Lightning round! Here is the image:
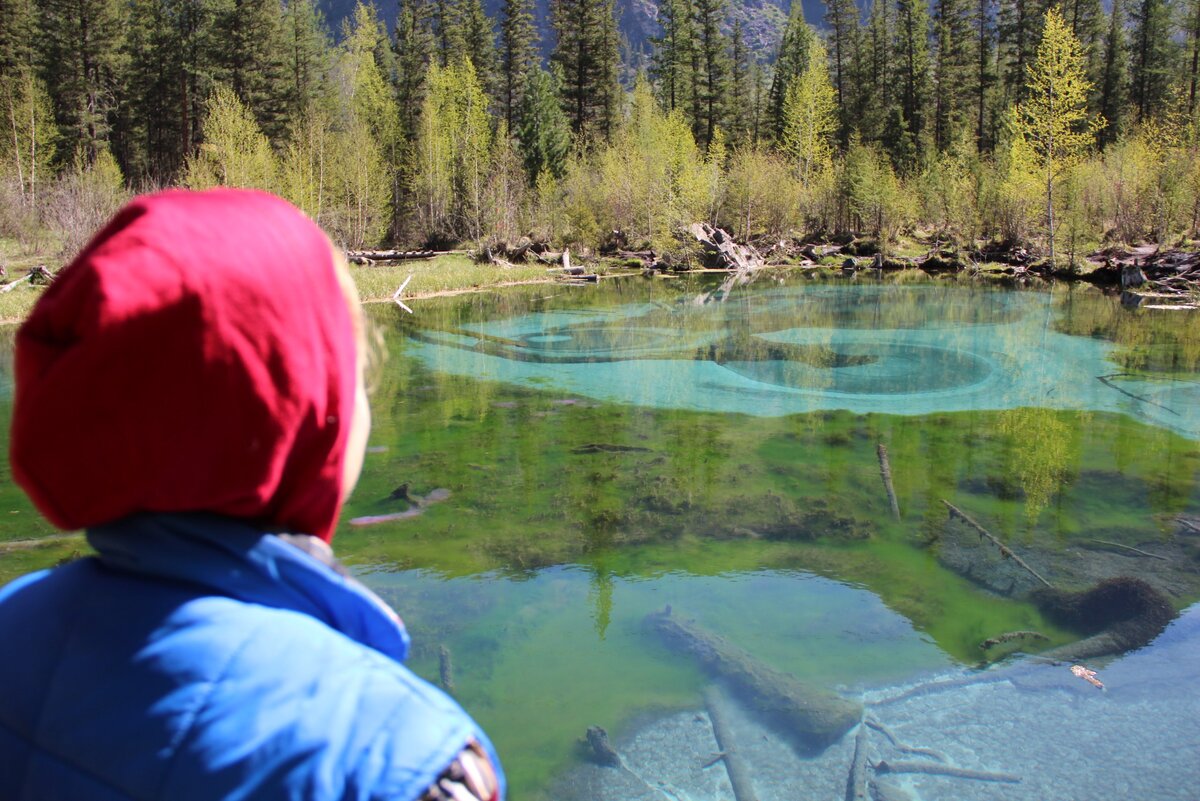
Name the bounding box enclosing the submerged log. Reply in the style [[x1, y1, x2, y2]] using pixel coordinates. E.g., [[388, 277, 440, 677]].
[[876, 444, 901, 521], [439, 645, 455, 694], [645, 607, 862, 752], [875, 760, 1020, 784], [1031, 577, 1174, 663], [846, 722, 871, 801], [941, 500, 1054, 589], [703, 684, 760, 801], [584, 725, 620, 767]]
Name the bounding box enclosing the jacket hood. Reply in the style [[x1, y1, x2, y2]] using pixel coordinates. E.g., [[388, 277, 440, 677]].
[[10, 189, 357, 541]]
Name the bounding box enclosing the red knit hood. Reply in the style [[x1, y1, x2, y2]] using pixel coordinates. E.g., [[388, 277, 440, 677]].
[[10, 189, 358, 542]]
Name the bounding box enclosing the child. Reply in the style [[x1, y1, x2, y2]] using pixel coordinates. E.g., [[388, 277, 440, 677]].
[[0, 189, 501, 801]]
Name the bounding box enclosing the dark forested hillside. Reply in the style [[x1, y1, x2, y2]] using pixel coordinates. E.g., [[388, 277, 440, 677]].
[[320, 0, 792, 60]]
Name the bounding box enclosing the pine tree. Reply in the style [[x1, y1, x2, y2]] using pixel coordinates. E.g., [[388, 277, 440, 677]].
[[996, 0, 1047, 108], [1130, 0, 1176, 121], [932, 0, 973, 151], [728, 20, 751, 145], [859, 0, 894, 143], [551, 0, 620, 138], [518, 65, 571, 179], [824, 0, 860, 142], [649, 0, 695, 116], [37, 0, 126, 162], [210, 0, 289, 139], [0, 0, 36, 77], [692, 0, 729, 150], [458, 0, 498, 103], [281, 0, 331, 123], [499, 0, 538, 132], [1188, 0, 1200, 116], [1011, 7, 1098, 265], [1097, 0, 1128, 144], [972, 0, 997, 151], [394, 0, 435, 141], [430, 0, 462, 66], [766, 1, 813, 141], [894, 0, 932, 156]]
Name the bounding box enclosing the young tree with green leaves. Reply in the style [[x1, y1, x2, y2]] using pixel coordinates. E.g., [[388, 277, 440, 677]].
[[0, 68, 57, 204], [780, 37, 836, 186], [1011, 7, 1099, 265], [184, 83, 278, 191], [766, 2, 813, 141]]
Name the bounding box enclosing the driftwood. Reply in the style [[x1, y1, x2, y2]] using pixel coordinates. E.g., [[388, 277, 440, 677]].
[[346, 249, 449, 263], [845, 722, 871, 801], [439, 645, 455, 693], [703, 684, 760, 801], [979, 630, 1048, 650], [875, 760, 1020, 784], [1083, 539, 1168, 561], [941, 500, 1054, 589], [864, 719, 946, 762], [645, 607, 862, 752], [1180, 518, 1200, 535], [876, 445, 901, 520]]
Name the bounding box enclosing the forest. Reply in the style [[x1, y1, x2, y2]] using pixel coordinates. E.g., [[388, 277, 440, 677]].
[[1, 0, 1199, 267]]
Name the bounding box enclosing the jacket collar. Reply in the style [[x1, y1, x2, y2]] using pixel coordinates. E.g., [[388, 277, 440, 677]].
[[87, 513, 410, 662]]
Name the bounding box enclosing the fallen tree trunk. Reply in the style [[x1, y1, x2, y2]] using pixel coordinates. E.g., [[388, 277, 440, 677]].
[[645, 607, 862, 753], [703, 684, 760, 801]]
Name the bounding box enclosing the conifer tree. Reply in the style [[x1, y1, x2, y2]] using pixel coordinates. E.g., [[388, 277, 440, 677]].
[[650, 0, 695, 116], [281, 0, 331, 123], [996, 0, 1047, 107], [430, 0, 462, 66], [1097, 0, 1128, 144], [781, 36, 836, 186], [766, 2, 813, 141], [1011, 7, 1098, 265], [1129, 0, 1176, 121], [859, 0, 894, 143], [499, 0, 538, 132], [692, 0, 730, 150], [972, 0, 997, 151], [894, 0, 932, 157], [0, 0, 36, 77], [728, 20, 751, 145], [458, 0, 498, 102], [824, 0, 860, 142], [932, 0, 973, 150], [210, 0, 289, 139], [37, 0, 126, 162], [551, 0, 620, 138], [518, 65, 571, 179], [394, 0, 435, 140], [1188, 0, 1200, 116]]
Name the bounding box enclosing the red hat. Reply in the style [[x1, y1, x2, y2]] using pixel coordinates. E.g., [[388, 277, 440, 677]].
[[10, 189, 357, 542]]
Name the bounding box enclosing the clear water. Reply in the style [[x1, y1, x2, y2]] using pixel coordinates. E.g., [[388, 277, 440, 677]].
[[1, 278, 1198, 799]]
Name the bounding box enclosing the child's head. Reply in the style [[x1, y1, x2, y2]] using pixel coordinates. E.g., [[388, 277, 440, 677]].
[[10, 189, 369, 542]]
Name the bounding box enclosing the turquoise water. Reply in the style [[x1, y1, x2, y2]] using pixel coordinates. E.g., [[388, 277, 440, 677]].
[[2, 278, 1198, 798]]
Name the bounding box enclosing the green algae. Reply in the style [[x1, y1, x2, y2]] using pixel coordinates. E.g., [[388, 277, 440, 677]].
[[0, 279, 1198, 798]]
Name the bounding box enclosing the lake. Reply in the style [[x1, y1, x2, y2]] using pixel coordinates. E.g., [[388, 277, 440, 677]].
[[2, 276, 1198, 799]]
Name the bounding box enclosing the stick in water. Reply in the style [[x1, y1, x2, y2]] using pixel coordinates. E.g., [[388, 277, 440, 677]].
[[703, 684, 760, 801], [877, 444, 901, 520], [941, 500, 1054, 589], [875, 760, 1021, 784]]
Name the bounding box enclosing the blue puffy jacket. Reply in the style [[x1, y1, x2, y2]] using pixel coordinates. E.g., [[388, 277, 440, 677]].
[[0, 513, 503, 800]]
